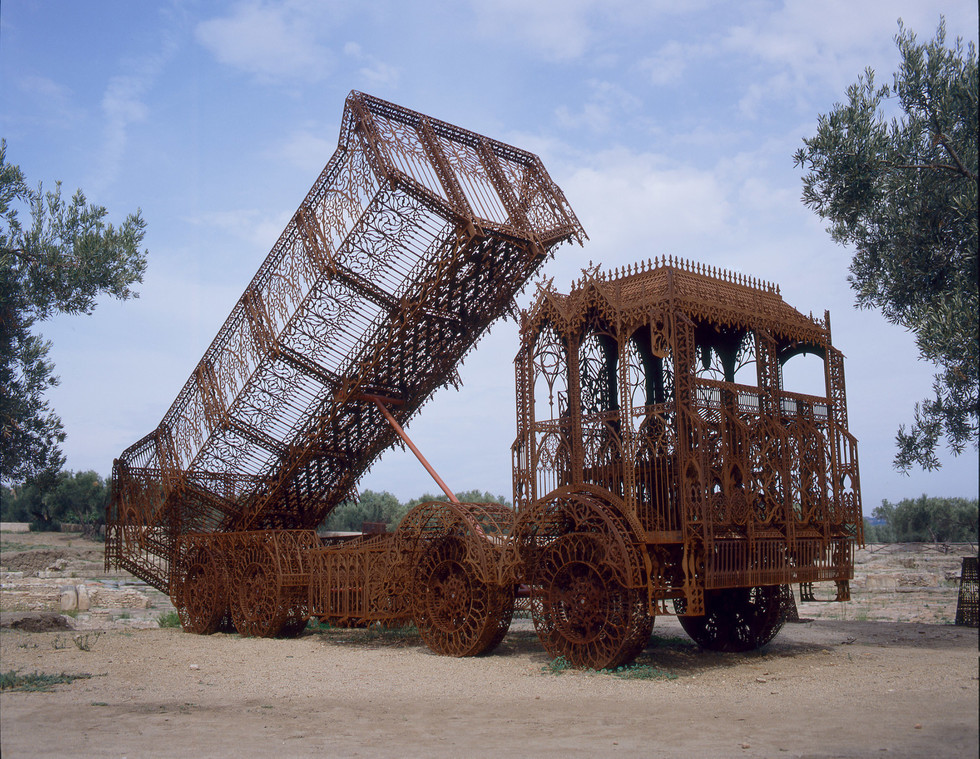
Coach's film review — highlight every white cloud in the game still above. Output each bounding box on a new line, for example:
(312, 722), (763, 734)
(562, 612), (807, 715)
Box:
(342, 41), (400, 90)
(468, 0), (714, 61)
(469, 0), (596, 61)
(195, 1), (334, 82)
(556, 148), (732, 281)
(555, 80), (640, 133)
(17, 75), (83, 125)
(187, 207), (293, 251)
(102, 75), (150, 125)
(720, 0), (978, 115)
(637, 40), (697, 86)
(94, 35), (176, 194)
(274, 129), (336, 173)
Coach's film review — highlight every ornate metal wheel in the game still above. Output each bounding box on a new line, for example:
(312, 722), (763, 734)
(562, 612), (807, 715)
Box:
(412, 535), (513, 657)
(675, 585), (785, 652)
(229, 543), (288, 638)
(530, 532), (651, 670)
(173, 548), (228, 634)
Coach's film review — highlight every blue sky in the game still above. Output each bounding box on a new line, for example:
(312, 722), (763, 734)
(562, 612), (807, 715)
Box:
(2, 0), (977, 509)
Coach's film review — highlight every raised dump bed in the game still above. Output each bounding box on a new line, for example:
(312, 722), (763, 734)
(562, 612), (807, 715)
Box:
(106, 91), (585, 592)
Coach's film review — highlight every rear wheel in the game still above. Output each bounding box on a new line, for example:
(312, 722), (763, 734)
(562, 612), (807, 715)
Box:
(675, 585), (785, 652)
(172, 548), (227, 634)
(412, 535), (513, 657)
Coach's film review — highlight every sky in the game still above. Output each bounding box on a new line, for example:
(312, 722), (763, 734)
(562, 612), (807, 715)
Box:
(1, 0), (977, 511)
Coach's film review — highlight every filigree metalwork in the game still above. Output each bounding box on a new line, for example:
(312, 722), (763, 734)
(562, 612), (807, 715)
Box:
(107, 91), (584, 595)
(106, 94), (862, 670)
(514, 257), (863, 660)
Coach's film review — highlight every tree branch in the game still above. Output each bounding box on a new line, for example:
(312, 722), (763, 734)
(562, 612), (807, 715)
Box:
(882, 158), (977, 178)
(0, 247), (38, 265)
(926, 104), (978, 181)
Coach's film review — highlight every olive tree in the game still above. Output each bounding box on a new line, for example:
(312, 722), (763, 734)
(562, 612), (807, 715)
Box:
(1, 141), (148, 484)
(795, 19), (978, 471)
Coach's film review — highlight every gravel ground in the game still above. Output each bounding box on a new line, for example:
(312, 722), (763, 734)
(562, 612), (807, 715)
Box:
(1, 532), (977, 758)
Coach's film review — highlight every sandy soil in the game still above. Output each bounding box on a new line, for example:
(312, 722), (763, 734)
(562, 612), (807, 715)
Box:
(1, 532), (977, 758)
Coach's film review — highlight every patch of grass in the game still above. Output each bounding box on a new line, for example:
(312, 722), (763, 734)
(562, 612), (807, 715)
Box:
(542, 655), (678, 680)
(362, 622), (417, 641)
(1, 670), (93, 692)
(602, 663), (678, 680)
(647, 634), (693, 648)
(53, 632), (102, 651)
(0, 540), (35, 552)
(157, 610), (181, 628)
(542, 655), (573, 675)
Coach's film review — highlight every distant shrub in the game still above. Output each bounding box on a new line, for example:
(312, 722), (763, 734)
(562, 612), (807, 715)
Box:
(867, 496), (978, 542)
(29, 519), (60, 532)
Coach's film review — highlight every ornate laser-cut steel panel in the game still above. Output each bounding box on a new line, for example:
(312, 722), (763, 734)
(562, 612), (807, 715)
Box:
(107, 91), (584, 594)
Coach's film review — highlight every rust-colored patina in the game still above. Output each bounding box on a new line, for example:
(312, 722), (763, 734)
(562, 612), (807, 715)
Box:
(107, 93), (861, 668)
(510, 259), (862, 665)
(106, 90), (583, 589)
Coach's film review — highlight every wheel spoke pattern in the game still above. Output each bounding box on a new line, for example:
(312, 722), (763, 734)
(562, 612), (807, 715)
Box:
(229, 542), (288, 638)
(530, 532), (651, 670)
(174, 548), (228, 634)
(412, 535), (513, 657)
(675, 585), (785, 652)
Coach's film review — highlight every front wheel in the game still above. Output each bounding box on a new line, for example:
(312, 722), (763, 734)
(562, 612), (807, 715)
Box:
(530, 532), (652, 670)
(229, 544), (288, 638)
(675, 585), (785, 652)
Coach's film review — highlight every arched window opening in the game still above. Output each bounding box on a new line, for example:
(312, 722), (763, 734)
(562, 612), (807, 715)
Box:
(626, 326), (672, 410)
(779, 347), (827, 399)
(693, 324), (754, 385)
(532, 323), (568, 424)
(579, 330), (618, 416)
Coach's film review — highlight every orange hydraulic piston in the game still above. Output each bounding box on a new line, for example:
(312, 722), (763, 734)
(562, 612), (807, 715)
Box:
(367, 395), (460, 504)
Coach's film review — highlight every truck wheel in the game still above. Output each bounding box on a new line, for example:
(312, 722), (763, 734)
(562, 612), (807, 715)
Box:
(173, 548), (227, 634)
(530, 532), (651, 670)
(675, 585), (785, 652)
(229, 543), (287, 638)
(412, 535), (513, 657)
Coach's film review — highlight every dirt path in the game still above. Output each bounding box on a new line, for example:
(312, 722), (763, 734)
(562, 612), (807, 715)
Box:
(1, 615), (976, 758)
(2, 532), (977, 757)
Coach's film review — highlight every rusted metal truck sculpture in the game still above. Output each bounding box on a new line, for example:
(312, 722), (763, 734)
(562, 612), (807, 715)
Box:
(107, 91), (862, 669)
